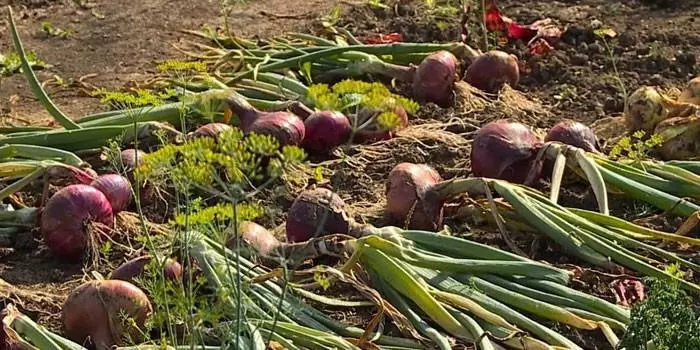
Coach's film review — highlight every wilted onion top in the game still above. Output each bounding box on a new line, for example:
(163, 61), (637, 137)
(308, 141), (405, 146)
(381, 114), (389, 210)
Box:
(470, 120), (543, 185)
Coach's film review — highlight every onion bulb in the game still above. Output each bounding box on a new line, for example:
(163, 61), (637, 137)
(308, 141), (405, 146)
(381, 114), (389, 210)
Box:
(302, 111), (351, 154)
(624, 86), (676, 133)
(545, 120), (601, 153)
(226, 94), (305, 146)
(40, 185), (114, 261)
(62, 280), (152, 349)
(465, 51), (520, 94)
(90, 174), (132, 213)
(655, 116), (700, 161)
(188, 123), (232, 140)
(678, 76), (700, 105)
(286, 187), (355, 242)
(412, 51), (458, 107)
(119, 149), (145, 173)
(470, 120), (543, 185)
(386, 163), (444, 230)
(110, 255), (183, 283)
(236, 221), (282, 257)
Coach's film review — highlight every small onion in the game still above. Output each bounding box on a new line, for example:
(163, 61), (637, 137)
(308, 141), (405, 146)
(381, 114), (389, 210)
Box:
(119, 149), (145, 172)
(624, 86), (671, 133)
(110, 255), (183, 283)
(353, 106), (409, 144)
(470, 120), (543, 185)
(90, 174), (132, 213)
(545, 120), (601, 153)
(62, 280), (152, 349)
(40, 184), (114, 261)
(465, 50), (520, 94)
(412, 51), (458, 107)
(226, 94), (305, 146)
(188, 123), (232, 140)
(286, 187), (353, 243)
(386, 163), (444, 230)
(678, 76), (700, 105)
(655, 116), (700, 161)
(237, 221), (282, 257)
(302, 111), (351, 154)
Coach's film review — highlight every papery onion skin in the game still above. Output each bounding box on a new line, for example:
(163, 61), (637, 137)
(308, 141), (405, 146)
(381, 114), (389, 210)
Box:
(227, 94), (305, 146)
(120, 149), (145, 172)
(353, 106), (409, 144)
(238, 221), (281, 257)
(188, 123), (232, 140)
(545, 121), (601, 153)
(386, 163), (444, 231)
(465, 51), (520, 94)
(62, 280), (152, 350)
(40, 185), (114, 261)
(110, 255), (183, 283)
(90, 174), (132, 213)
(302, 111), (351, 154)
(286, 187), (352, 243)
(678, 76), (700, 105)
(470, 120), (543, 185)
(655, 116), (700, 161)
(412, 51), (458, 107)
(624, 86), (670, 133)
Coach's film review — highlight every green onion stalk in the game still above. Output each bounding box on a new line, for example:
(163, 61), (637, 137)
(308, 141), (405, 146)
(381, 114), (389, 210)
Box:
(2, 304), (87, 350)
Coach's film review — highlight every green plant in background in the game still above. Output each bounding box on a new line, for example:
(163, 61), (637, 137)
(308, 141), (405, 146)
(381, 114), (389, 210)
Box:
(609, 130), (664, 160)
(0, 50), (48, 76)
(619, 268), (700, 350)
(90, 88), (178, 109)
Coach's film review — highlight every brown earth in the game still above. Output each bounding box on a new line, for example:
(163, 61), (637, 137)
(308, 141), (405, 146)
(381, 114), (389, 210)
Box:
(0, 0), (699, 348)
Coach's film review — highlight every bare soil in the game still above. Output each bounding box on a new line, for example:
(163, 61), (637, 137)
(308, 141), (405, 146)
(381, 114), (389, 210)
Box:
(0, 0), (698, 348)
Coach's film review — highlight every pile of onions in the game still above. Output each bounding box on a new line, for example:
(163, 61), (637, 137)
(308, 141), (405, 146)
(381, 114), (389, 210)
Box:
(90, 174), (132, 213)
(411, 51), (459, 107)
(465, 50), (520, 94)
(110, 255), (183, 283)
(470, 120), (543, 185)
(286, 187), (358, 243)
(226, 94), (305, 146)
(62, 280), (152, 349)
(385, 163), (444, 230)
(302, 111), (351, 154)
(187, 122), (232, 140)
(545, 121), (601, 153)
(40, 184), (114, 261)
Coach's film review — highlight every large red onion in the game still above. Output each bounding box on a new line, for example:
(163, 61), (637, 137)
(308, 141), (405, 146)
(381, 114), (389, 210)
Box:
(470, 120), (543, 185)
(40, 184), (114, 261)
(412, 51), (458, 107)
(286, 187), (356, 243)
(90, 174), (132, 213)
(62, 280), (152, 349)
(386, 163), (444, 230)
(188, 122), (232, 140)
(302, 111), (351, 154)
(226, 94), (305, 146)
(545, 121), (601, 153)
(110, 255), (183, 283)
(353, 106), (409, 144)
(465, 50), (520, 94)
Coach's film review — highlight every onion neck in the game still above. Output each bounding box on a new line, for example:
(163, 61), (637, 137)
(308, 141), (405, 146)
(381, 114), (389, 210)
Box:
(430, 177), (493, 201)
(225, 93), (260, 128)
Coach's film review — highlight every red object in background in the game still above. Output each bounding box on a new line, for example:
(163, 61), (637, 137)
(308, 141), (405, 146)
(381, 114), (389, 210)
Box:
(611, 278), (646, 307)
(484, 0), (561, 54)
(357, 32), (404, 44)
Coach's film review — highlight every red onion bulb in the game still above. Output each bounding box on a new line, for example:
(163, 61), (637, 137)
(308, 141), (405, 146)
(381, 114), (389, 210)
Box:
(302, 111), (351, 154)
(465, 51), (520, 94)
(90, 174), (132, 213)
(110, 255), (183, 283)
(226, 94), (305, 146)
(188, 122), (232, 140)
(40, 184), (114, 261)
(386, 163), (444, 230)
(119, 149), (145, 172)
(412, 51), (458, 107)
(470, 120), (543, 185)
(62, 280), (152, 349)
(545, 121), (601, 153)
(286, 187), (353, 243)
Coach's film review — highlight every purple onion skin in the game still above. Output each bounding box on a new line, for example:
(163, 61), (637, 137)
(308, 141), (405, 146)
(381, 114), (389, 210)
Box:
(386, 163), (444, 230)
(41, 185), (114, 261)
(465, 51), (520, 94)
(90, 174), (132, 213)
(412, 51), (458, 107)
(286, 187), (351, 243)
(470, 120), (543, 185)
(545, 121), (601, 153)
(227, 95), (305, 146)
(354, 106), (409, 144)
(110, 255), (183, 283)
(120, 149), (145, 171)
(302, 111), (352, 154)
(189, 123), (233, 140)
